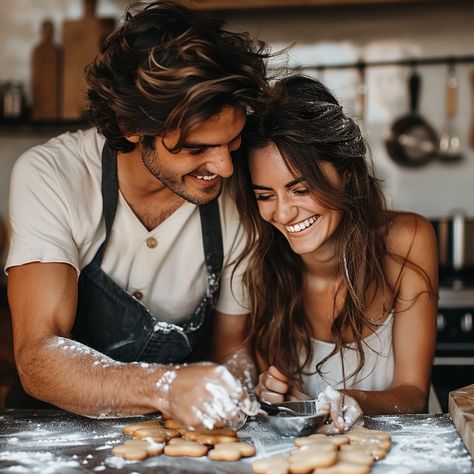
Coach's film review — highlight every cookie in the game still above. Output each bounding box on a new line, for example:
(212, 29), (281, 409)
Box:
(164, 419), (238, 438)
(338, 449), (374, 466)
(133, 426), (168, 442)
(340, 443), (387, 461)
(295, 433), (349, 448)
(164, 439), (208, 457)
(344, 426), (392, 454)
(113, 446), (148, 461)
(314, 461), (371, 474)
(289, 445), (338, 473)
(346, 434), (391, 452)
(112, 438), (164, 460)
(122, 419), (161, 436)
(163, 419), (183, 431)
(348, 427), (391, 441)
(183, 431), (237, 445)
(195, 427), (238, 438)
(252, 453), (290, 474)
(208, 441), (256, 461)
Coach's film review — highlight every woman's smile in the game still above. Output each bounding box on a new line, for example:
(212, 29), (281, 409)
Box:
(285, 215), (319, 234)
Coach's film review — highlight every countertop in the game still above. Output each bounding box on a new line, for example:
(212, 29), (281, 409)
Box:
(0, 410), (473, 473)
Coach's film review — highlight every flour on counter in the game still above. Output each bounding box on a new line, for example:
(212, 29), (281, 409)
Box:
(0, 451), (81, 473)
(369, 415), (474, 474)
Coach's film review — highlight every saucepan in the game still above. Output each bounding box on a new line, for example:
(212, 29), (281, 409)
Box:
(431, 212), (474, 272)
(259, 400), (329, 437)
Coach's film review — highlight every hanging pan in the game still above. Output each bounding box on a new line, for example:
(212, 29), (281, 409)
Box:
(386, 67), (439, 167)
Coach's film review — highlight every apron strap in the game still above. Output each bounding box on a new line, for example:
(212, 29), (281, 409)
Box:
(95, 142), (118, 264)
(199, 199), (224, 283)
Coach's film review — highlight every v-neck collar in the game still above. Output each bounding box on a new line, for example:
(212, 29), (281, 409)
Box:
(117, 190), (195, 236)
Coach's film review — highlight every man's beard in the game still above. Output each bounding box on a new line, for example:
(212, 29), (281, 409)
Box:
(141, 146), (223, 206)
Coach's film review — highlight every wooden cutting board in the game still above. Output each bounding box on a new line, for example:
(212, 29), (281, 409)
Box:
(61, 0), (115, 120)
(31, 19), (61, 121)
(449, 384), (474, 458)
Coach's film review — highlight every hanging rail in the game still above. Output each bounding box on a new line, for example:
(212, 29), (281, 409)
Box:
(293, 54), (474, 71)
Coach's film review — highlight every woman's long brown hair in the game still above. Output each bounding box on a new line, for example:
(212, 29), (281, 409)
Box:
(231, 76), (430, 385)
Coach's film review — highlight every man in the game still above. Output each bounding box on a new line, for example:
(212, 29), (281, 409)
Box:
(6, 1), (269, 429)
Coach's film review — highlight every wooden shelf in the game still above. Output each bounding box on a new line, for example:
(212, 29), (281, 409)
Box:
(0, 120), (90, 136)
(184, 0), (459, 10)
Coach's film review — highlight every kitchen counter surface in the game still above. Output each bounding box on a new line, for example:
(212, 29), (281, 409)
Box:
(0, 410), (473, 473)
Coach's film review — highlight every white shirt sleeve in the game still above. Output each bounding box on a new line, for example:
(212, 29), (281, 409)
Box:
(5, 147), (80, 274)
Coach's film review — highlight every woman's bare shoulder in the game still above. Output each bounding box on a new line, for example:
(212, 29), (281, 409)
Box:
(383, 210), (437, 259)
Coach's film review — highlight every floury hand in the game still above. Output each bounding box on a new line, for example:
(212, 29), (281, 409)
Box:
(155, 363), (247, 430)
(316, 386), (363, 433)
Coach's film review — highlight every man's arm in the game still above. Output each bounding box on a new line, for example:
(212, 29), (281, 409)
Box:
(9, 262), (247, 427)
(211, 311), (257, 394)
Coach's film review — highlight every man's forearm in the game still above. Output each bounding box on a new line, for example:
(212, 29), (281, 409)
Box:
(17, 335), (173, 417)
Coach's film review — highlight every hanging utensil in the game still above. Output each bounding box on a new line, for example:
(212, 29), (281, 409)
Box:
(357, 61), (367, 133)
(386, 64), (439, 167)
(470, 70), (474, 149)
(439, 61), (463, 162)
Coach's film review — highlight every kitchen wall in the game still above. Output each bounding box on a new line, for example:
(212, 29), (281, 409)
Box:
(0, 0), (473, 245)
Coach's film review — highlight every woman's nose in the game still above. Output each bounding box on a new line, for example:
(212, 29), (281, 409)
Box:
(274, 198), (297, 224)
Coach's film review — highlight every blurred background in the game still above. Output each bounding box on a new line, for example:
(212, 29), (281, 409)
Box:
(0, 0), (473, 410)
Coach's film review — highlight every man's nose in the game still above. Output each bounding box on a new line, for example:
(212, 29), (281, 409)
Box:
(207, 148), (234, 178)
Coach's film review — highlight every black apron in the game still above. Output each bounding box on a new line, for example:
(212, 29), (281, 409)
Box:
(6, 143), (223, 408)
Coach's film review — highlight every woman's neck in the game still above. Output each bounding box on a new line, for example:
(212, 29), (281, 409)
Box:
(300, 247), (339, 280)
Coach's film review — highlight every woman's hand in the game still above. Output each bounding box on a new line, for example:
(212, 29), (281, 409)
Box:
(316, 387), (363, 433)
(255, 365), (291, 404)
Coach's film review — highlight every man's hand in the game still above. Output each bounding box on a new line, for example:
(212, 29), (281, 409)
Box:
(156, 362), (248, 430)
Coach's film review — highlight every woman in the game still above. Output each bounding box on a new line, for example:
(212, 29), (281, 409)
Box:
(232, 76), (438, 432)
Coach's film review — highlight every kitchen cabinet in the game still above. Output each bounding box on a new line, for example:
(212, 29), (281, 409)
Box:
(183, 0), (464, 10)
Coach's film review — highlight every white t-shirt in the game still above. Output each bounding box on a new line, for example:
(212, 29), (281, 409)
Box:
(6, 128), (249, 323)
(302, 313), (394, 397)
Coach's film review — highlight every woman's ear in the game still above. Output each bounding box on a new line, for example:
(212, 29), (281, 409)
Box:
(125, 135), (140, 144)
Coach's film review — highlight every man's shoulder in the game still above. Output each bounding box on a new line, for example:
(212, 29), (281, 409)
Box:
(14, 128), (105, 184)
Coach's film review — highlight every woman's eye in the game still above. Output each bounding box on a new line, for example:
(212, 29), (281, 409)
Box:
(293, 188), (310, 196)
(255, 194), (273, 202)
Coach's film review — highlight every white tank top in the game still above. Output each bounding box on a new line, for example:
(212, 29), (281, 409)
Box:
(301, 312), (395, 398)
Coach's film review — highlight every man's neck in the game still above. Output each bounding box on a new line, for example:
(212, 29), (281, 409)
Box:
(116, 150), (185, 231)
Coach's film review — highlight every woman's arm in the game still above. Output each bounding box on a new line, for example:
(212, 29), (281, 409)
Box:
(343, 213), (438, 414)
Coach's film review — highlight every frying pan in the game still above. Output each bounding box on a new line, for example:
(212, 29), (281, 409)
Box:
(386, 70), (439, 167)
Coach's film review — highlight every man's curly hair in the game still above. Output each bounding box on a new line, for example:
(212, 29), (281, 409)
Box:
(85, 0), (270, 152)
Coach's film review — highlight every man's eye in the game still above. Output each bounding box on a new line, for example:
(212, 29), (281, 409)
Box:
(189, 148), (207, 156)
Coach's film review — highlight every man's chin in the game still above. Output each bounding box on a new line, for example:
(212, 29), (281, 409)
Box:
(183, 182), (223, 206)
